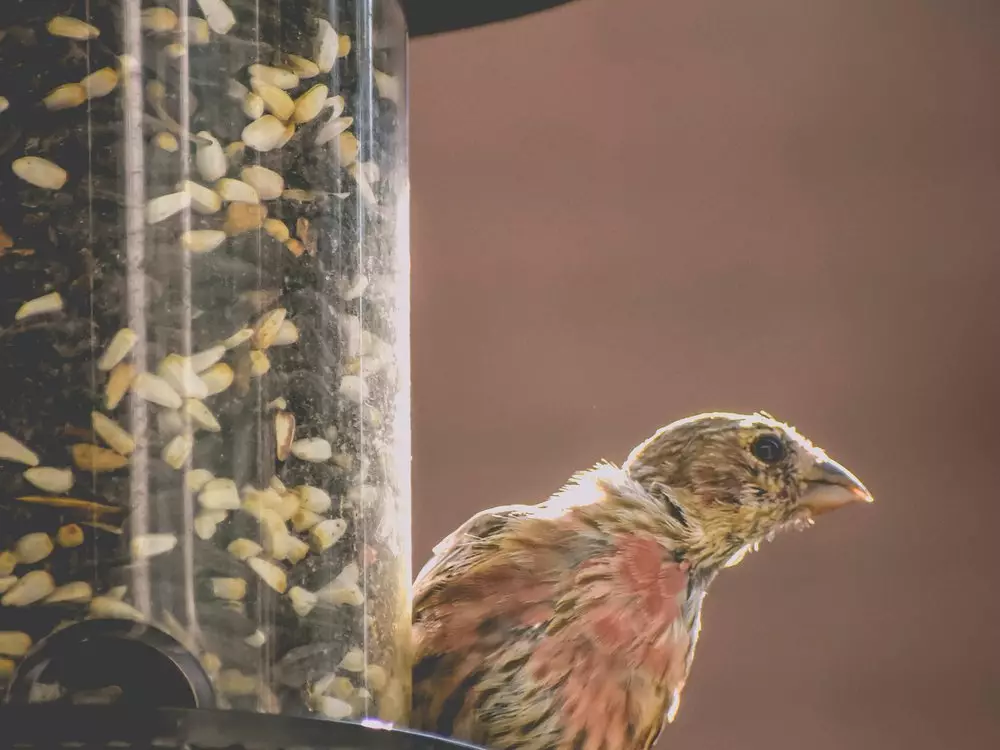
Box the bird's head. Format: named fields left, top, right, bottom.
left=622, top=411, right=873, bottom=570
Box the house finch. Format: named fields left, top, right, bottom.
left=411, top=412, right=872, bottom=750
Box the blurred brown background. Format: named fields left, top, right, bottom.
left=408, top=1, right=1000, bottom=748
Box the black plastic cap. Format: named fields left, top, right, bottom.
left=402, top=0, right=581, bottom=37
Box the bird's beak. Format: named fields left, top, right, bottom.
left=798, top=455, right=874, bottom=517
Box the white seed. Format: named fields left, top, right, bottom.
left=193, top=131, right=228, bottom=183
left=282, top=188, right=316, bottom=202
left=275, top=121, right=296, bottom=149
left=227, top=538, right=262, bottom=560
left=0, top=577, right=16, bottom=594
left=273, top=320, right=299, bottom=346
left=161, top=434, right=193, bottom=469
left=0, top=97, right=8, bottom=114
left=47, top=16, right=100, bottom=40
left=316, top=695, right=353, bottom=719
left=286, top=54, right=320, bottom=78
left=44, top=83, right=86, bottom=111
left=215, top=178, right=260, bottom=204
left=81, top=68, right=118, bottom=99
left=179, top=230, right=226, bottom=254
left=15, top=291, right=64, bottom=321
left=106, top=362, right=136, bottom=409
left=189, top=345, right=227, bottom=373
left=195, top=0, right=237, bottom=34
left=15, top=533, right=54, bottom=565
left=193, top=514, right=219, bottom=540
left=248, top=64, right=299, bottom=90
left=211, top=577, right=246, bottom=601
left=250, top=78, right=295, bottom=121
left=314, top=19, right=338, bottom=73
left=240, top=166, right=284, bottom=200
left=184, top=399, right=221, bottom=432
left=181, top=180, right=223, bottom=214
left=267, top=397, right=288, bottom=411
left=141, top=7, right=178, bottom=33
left=146, top=191, right=191, bottom=224
left=293, top=84, right=328, bottom=124
left=91, top=412, right=135, bottom=456
left=338, top=35, right=352, bottom=58
left=310, top=518, right=347, bottom=552
left=242, top=115, right=287, bottom=152
left=291, top=508, right=322, bottom=533
left=346, top=484, right=379, bottom=507
left=200, top=478, right=241, bottom=510
left=188, top=17, right=211, bottom=44
left=340, top=648, right=365, bottom=672
left=0, top=632, right=31, bottom=657
left=244, top=629, right=267, bottom=647
left=222, top=328, right=253, bottom=350
left=243, top=92, right=265, bottom=119
left=326, top=95, right=346, bottom=118
left=97, top=328, right=138, bottom=371
left=337, top=131, right=359, bottom=167
left=131, top=533, right=178, bottom=559
left=374, top=70, right=402, bottom=104
left=57, top=524, right=84, bottom=548
left=0, top=552, right=15, bottom=576
left=201, top=363, right=234, bottom=395
left=0, top=432, right=40, bottom=467
left=45, top=581, right=93, bottom=604
left=335, top=562, right=360, bottom=588
left=107, top=586, right=127, bottom=601
left=249, top=350, right=270, bottom=377
left=263, top=218, right=290, bottom=243
left=132, top=372, right=183, bottom=409
left=90, top=597, right=144, bottom=622
left=158, top=354, right=209, bottom=399
left=318, top=581, right=365, bottom=607
left=72, top=443, right=128, bottom=472
left=248, top=557, right=287, bottom=593
left=157, top=409, right=184, bottom=435
left=286, top=536, right=309, bottom=564
left=288, top=586, right=318, bottom=617
left=297, top=485, right=332, bottom=514
left=338, top=375, right=366, bottom=404
left=24, top=467, right=73, bottom=494
left=274, top=411, right=295, bottom=461
left=154, top=131, right=179, bottom=152
left=365, top=665, right=388, bottom=692
left=290, top=438, right=331, bottom=463
left=2, top=570, right=55, bottom=606
left=185, top=468, right=215, bottom=492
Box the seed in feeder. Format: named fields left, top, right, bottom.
left=248, top=351, right=270, bottom=377
left=336, top=131, right=359, bottom=167
left=252, top=308, right=287, bottom=349
left=242, top=115, right=286, bottom=151
left=290, top=438, right=331, bottom=463
left=201, top=363, right=234, bottom=395
left=341, top=648, right=365, bottom=673
left=196, top=0, right=237, bottom=34
left=44, top=83, right=86, bottom=110
left=90, top=597, right=144, bottom=622
left=141, top=7, right=178, bottom=33
left=350, top=164, right=378, bottom=206
left=374, top=70, right=402, bottom=104
left=286, top=54, right=320, bottom=78
left=0, top=578, right=14, bottom=597
left=310, top=519, right=347, bottom=552
left=161, top=435, right=193, bottom=469
left=0, top=433, right=40, bottom=467
left=200, top=478, right=240, bottom=510
left=240, top=166, right=284, bottom=200
left=243, top=629, right=267, bottom=649
left=282, top=188, right=315, bottom=202
left=248, top=64, right=299, bottom=90
left=224, top=202, right=267, bottom=235
left=270, top=476, right=287, bottom=493
left=0, top=97, right=7, bottom=114
left=45, top=581, right=92, bottom=604
left=222, top=328, right=253, bottom=349
left=339, top=375, right=366, bottom=404
left=15, top=533, right=54, bottom=565
left=288, top=586, right=318, bottom=617
left=57, top=524, right=84, bottom=548
left=365, top=665, right=388, bottom=692
left=297, top=485, right=332, bottom=514
left=131, top=533, right=178, bottom=559
left=189, top=345, right=226, bottom=373
left=193, top=513, right=218, bottom=540
left=47, top=16, right=101, bottom=40
left=285, top=537, right=309, bottom=565
left=325, top=94, right=346, bottom=117
left=15, top=291, right=63, bottom=321
left=185, top=469, right=214, bottom=492
left=97, top=328, right=137, bottom=371
left=182, top=180, right=223, bottom=214
left=159, top=354, right=209, bottom=399
left=272, top=320, right=299, bottom=346
left=72, top=444, right=128, bottom=473
left=0, top=632, right=31, bottom=657
left=195, top=131, right=227, bottom=183
left=335, top=562, right=360, bottom=588
left=212, top=577, right=247, bottom=601
left=267, top=397, right=287, bottom=411
left=146, top=191, right=192, bottom=224
left=215, top=178, right=260, bottom=204
left=285, top=239, right=304, bottom=257
left=24, top=467, right=73, bottom=494
left=251, top=78, right=295, bottom=121
left=180, top=230, right=226, bottom=254
left=291, top=508, right=322, bottom=533
left=293, top=84, right=328, bottom=124
left=158, top=409, right=184, bottom=435
left=274, top=411, right=295, bottom=461
left=0, top=658, right=13, bottom=679
left=227, top=538, right=262, bottom=561
left=132, top=371, right=183, bottom=409
left=91, top=412, right=136, bottom=456
left=316, top=695, right=353, bottom=719
left=184, top=400, right=221, bottom=432
left=0, top=553, right=15, bottom=576
left=2, top=570, right=55, bottom=606
left=106, top=363, right=136, bottom=409
left=188, top=17, right=211, bottom=44
left=240, top=91, right=265, bottom=119
left=248, top=557, right=287, bottom=593
left=154, top=131, right=179, bottom=152
left=81, top=68, right=118, bottom=99
left=314, top=19, right=338, bottom=73
left=165, top=42, right=186, bottom=58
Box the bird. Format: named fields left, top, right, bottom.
left=410, top=411, right=873, bottom=750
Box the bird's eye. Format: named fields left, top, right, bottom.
left=751, top=434, right=786, bottom=463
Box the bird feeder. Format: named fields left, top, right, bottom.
left=0, top=0, right=576, bottom=747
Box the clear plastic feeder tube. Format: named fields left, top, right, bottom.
left=0, top=0, right=410, bottom=721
